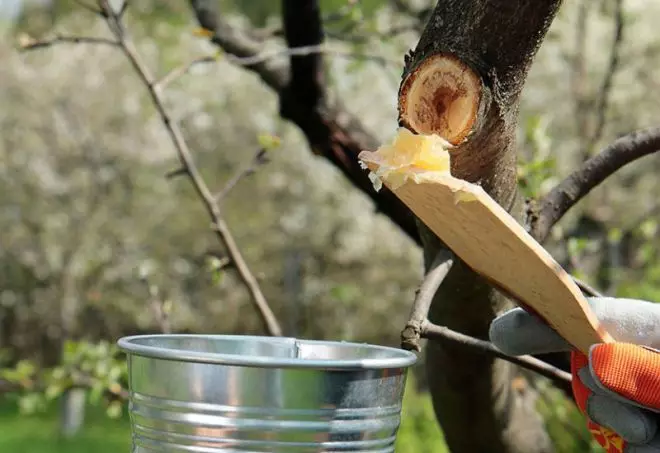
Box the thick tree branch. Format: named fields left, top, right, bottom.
left=281, top=0, right=325, bottom=110
left=532, top=127, right=660, bottom=242
left=187, top=0, right=421, bottom=245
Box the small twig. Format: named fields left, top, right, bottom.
left=571, top=0, right=589, bottom=160
left=140, top=277, right=171, bottom=334
left=214, top=148, right=270, bottom=203
left=584, top=0, right=624, bottom=154
left=155, top=43, right=399, bottom=91
left=165, top=167, right=188, bottom=179
left=96, top=0, right=283, bottom=336
left=18, top=34, right=118, bottom=51
left=532, top=126, right=660, bottom=242
left=401, top=248, right=454, bottom=351
left=155, top=55, right=216, bottom=91
left=421, top=321, right=572, bottom=386
left=226, top=43, right=400, bottom=68
left=118, top=0, right=129, bottom=17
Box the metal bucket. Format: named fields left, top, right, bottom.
left=117, top=334, right=417, bottom=452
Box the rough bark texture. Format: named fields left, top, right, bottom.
left=402, top=1, right=563, bottom=452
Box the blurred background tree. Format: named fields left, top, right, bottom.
left=0, top=0, right=657, bottom=452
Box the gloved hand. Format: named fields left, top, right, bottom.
left=489, top=297, right=660, bottom=453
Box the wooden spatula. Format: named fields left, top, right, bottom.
left=363, top=162, right=614, bottom=354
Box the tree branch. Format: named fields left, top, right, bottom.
left=584, top=0, right=624, bottom=154
left=18, top=34, right=118, bottom=50
left=214, top=148, right=270, bottom=203
left=155, top=44, right=398, bottom=91
left=187, top=0, right=422, bottom=245
left=95, top=1, right=283, bottom=336
left=532, top=127, right=660, bottom=242
left=421, top=322, right=572, bottom=386
left=401, top=248, right=454, bottom=351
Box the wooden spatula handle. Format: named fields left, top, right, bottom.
left=363, top=162, right=614, bottom=354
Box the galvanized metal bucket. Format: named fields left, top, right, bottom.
left=117, top=334, right=417, bottom=452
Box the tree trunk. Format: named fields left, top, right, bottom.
left=59, top=388, right=86, bottom=438
left=400, top=1, right=563, bottom=452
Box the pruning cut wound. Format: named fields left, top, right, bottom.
left=358, top=127, right=453, bottom=191
left=398, top=54, right=481, bottom=145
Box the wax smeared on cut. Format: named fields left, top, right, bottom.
left=358, top=128, right=453, bottom=192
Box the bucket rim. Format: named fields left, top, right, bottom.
left=116, top=334, right=418, bottom=370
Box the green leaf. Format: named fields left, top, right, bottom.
left=330, top=284, right=360, bottom=303
left=257, top=133, right=281, bottom=150
left=608, top=227, right=623, bottom=243
left=45, top=383, right=63, bottom=400
left=211, top=269, right=224, bottom=285
left=16, top=360, right=36, bottom=376
left=18, top=393, right=44, bottom=415
left=106, top=401, right=123, bottom=419
left=89, top=382, right=105, bottom=404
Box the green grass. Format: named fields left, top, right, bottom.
left=0, top=397, right=131, bottom=453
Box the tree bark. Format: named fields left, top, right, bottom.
left=401, top=1, right=562, bottom=452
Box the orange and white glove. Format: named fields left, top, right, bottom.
left=490, top=297, right=660, bottom=453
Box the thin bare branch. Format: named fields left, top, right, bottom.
left=215, top=148, right=270, bottom=203
left=119, top=0, right=129, bottom=17
left=571, top=0, right=589, bottom=160
left=95, top=0, right=283, bottom=336
left=230, top=43, right=400, bottom=68
left=165, top=167, right=188, bottom=179
left=532, top=127, right=660, bottom=242
left=155, top=43, right=398, bottom=91
left=421, top=321, right=572, bottom=386
left=140, top=276, right=171, bottom=334
left=18, top=34, right=118, bottom=51
left=585, top=0, right=625, bottom=154
left=155, top=55, right=217, bottom=91
left=401, top=248, right=454, bottom=351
